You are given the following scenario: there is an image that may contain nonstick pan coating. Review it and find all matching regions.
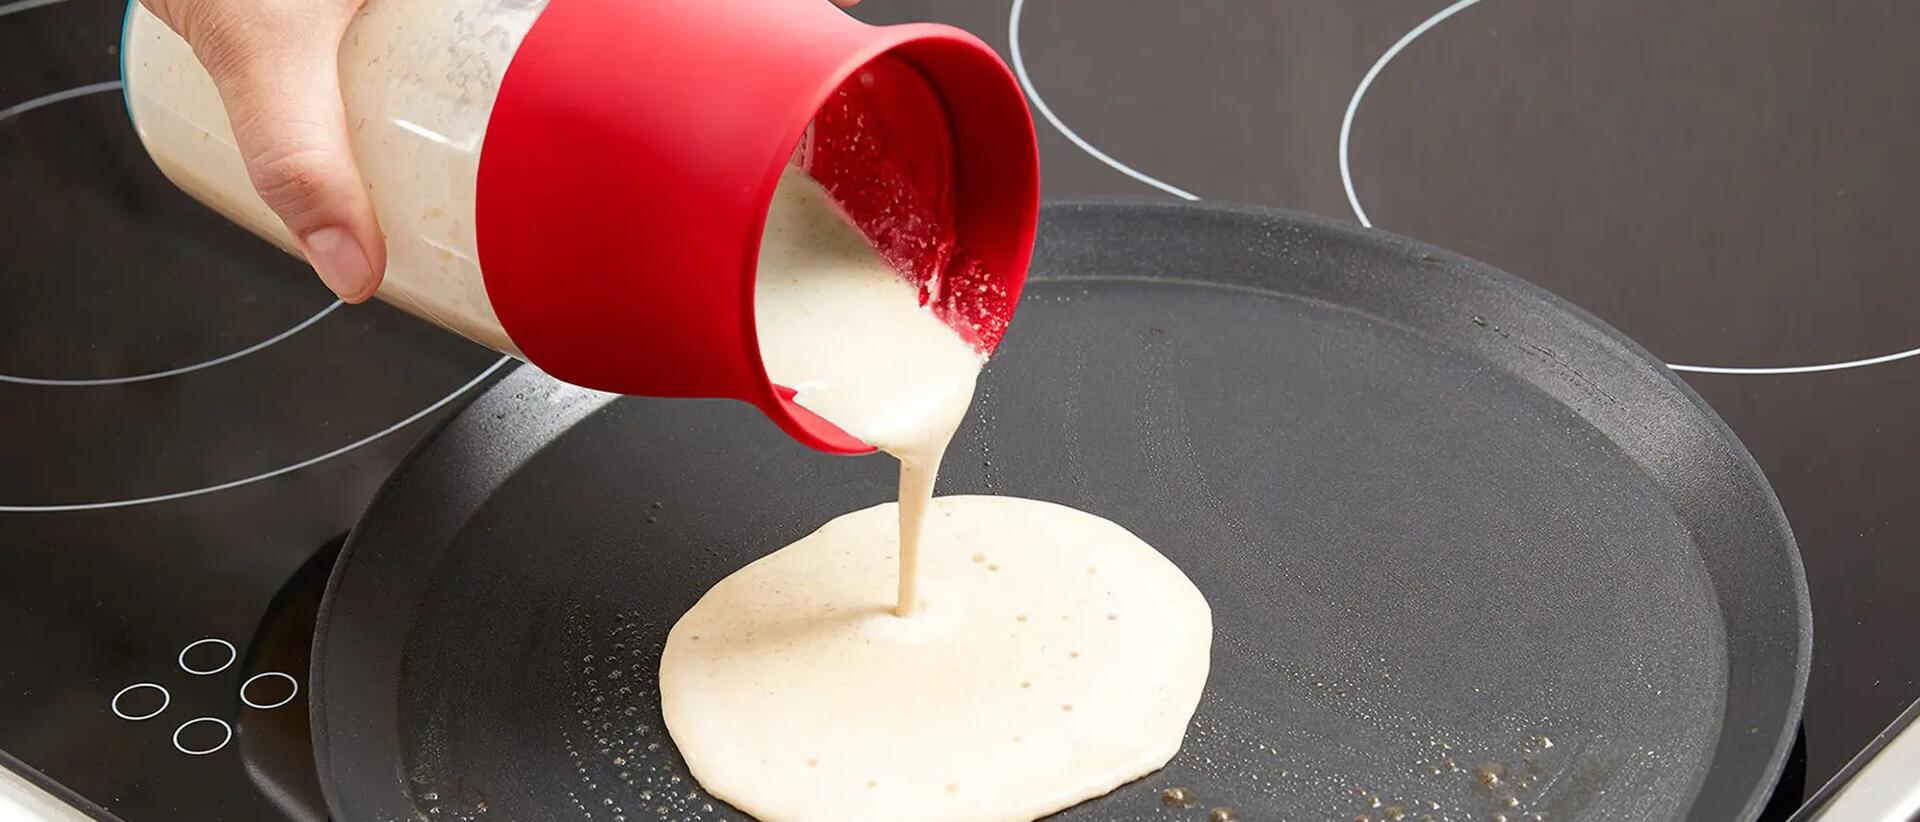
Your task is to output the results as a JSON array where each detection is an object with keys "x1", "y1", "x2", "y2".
[{"x1": 313, "y1": 201, "x2": 1809, "y2": 821}]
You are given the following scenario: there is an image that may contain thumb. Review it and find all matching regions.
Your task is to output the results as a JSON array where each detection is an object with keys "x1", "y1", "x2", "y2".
[{"x1": 189, "y1": 10, "x2": 385, "y2": 302}]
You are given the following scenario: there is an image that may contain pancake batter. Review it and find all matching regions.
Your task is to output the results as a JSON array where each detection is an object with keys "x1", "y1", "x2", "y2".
[
  {"x1": 753, "y1": 167, "x2": 982, "y2": 616},
  {"x1": 666, "y1": 168, "x2": 1212, "y2": 821},
  {"x1": 660, "y1": 496, "x2": 1213, "y2": 822}
]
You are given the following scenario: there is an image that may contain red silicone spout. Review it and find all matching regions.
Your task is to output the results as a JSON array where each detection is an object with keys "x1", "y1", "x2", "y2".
[
  {"x1": 808, "y1": 57, "x2": 1018, "y2": 354},
  {"x1": 475, "y1": 0, "x2": 1039, "y2": 455}
]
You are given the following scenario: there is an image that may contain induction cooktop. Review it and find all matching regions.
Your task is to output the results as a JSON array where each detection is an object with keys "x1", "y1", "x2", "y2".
[{"x1": 4, "y1": 0, "x2": 1918, "y2": 819}]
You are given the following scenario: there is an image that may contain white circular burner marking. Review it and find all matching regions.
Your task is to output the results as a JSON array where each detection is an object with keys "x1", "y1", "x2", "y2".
[
  {"x1": 1659, "y1": 349, "x2": 1920, "y2": 375},
  {"x1": 1332, "y1": 0, "x2": 1920, "y2": 375},
  {"x1": 239, "y1": 672, "x2": 299, "y2": 710},
  {"x1": 0, "y1": 80, "x2": 120, "y2": 121},
  {"x1": 1007, "y1": 0, "x2": 1196, "y2": 201},
  {"x1": 0, "y1": 0, "x2": 69, "y2": 19},
  {"x1": 177, "y1": 638, "x2": 236, "y2": 675},
  {"x1": 1008, "y1": 0, "x2": 1920, "y2": 376},
  {"x1": 109, "y1": 683, "x2": 169, "y2": 721},
  {"x1": 171, "y1": 717, "x2": 232, "y2": 756},
  {"x1": 0, "y1": 355, "x2": 514, "y2": 513},
  {"x1": 0, "y1": 82, "x2": 344, "y2": 387},
  {"x1": 1338, "y1": 0, "x2": 1482, "y2": 230},
  {"x1": 0, "y1": 303, "x2": 343, "y2": 387},
  {"x1": 0, "y1": 9, "x2": 513, "y2": 508},
  {"x1": 0, "y1": 68, "x2": 510, "y2": 512}
]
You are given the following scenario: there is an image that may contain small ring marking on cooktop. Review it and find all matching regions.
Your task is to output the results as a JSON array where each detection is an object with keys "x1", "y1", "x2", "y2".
[
  {"x1": 177, "y1": 638, "x2": 236, "y2": 675},
  {"x1": 109, "y1": 683, "x2": 169, "y2": 721},
  {"x1": 240, "y1": 671, "x2": 299, "y2": 709},
  {"x1": 171, "y1": 717, "x2": 231, "y2": 756}
]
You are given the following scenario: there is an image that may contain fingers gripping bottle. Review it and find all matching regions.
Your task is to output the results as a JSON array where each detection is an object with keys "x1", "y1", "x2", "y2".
[{"x1": 121, "y1": 0, "x2": 1039, "y2": 453}]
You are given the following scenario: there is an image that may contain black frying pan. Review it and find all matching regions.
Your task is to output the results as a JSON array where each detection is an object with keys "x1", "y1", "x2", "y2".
[{"x1": 312, "y1": 201, "x2": 1810, "y2": 822}]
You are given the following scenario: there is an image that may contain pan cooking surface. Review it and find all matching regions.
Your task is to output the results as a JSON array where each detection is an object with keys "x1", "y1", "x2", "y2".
[{"x1": 315, "y1": 203, "x2": 1805, "y2": 822}]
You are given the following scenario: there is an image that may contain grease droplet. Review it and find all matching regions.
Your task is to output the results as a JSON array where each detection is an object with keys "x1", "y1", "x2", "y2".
[{"x1": 1476, "y1": 763, "x2": 1506, "y2": 790}]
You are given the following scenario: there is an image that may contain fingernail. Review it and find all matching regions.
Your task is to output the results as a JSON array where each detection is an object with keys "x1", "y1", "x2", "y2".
[{"x1": 302, "y1": 226, "x2": 376, "y2": 302}]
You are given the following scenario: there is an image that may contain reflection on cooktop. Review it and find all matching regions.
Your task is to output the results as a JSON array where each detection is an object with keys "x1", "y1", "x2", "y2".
[{"x1": 236, "y1": 537, "x2": 338, "y2": 822}]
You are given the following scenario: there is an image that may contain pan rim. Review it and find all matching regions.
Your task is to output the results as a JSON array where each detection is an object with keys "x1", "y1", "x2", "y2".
[
  {"x1": 1034, "y1": 196, "x2": 1811, "y2": 819},
  {"x1": 312, "y1": 197, "x2": 1811, "y2": 822}
]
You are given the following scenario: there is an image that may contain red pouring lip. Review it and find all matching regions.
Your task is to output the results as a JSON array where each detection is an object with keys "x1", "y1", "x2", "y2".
[
  {"x1": 475, "y1": 0, "x2": 1037, "y2": 456},
  {"x1": 804, "y1": 55, "x2": 1017, "y2": 355},
  {"x1": 748, "y1": 28, "x2": 1041, "y2": 454}
]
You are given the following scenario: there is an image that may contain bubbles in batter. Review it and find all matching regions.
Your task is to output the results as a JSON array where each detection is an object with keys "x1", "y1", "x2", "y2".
[{"x1": 659, "y1": 496, "x2": 1212, "y2": 822}]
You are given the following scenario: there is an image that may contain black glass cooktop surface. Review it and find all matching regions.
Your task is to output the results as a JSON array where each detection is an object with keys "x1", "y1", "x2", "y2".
[{"x1": 4, "y1": 0, "x2": 1916, "y2": 819}]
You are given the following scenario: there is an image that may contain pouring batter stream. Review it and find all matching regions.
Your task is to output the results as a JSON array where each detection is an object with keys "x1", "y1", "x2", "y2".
[
  {"x1": 661, "y1": 166, "x2": 1212, "y2": 822},
  {"x1": 752, "y1": 165, "x2": 983, "y2": 616}
]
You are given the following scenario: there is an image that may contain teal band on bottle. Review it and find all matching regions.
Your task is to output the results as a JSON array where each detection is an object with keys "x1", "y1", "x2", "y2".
[{"x1": 118, "y1": 0, "x2": 135, "y2": 124}]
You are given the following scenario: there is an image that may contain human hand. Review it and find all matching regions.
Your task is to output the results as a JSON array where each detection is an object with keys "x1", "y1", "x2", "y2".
[
  {"x1": 140, "y1": 0, "x2": 862, "y2": 303},
  {"x1": 140, "y1": 0, "x2": 384, "y2": 302}
]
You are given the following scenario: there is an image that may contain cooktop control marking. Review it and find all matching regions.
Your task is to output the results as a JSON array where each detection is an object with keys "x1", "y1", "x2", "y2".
[
  {"x1": 240, "y1": 672, "x2": 299, "y2": 710},
  {"x1": 171, "y1": 717, "x2": 232, "y2": 756},
  {"x1": 177, "y1": 638, "x2": 236, "y2": 676},
  {"x1": 109, "y1": 683, "x2": 169, "y2": 721}
]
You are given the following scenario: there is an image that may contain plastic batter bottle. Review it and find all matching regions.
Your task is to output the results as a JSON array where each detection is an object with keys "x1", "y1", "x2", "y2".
[{"x1": 120, "y1": 0, "x2": 1039, "y2": 452}]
